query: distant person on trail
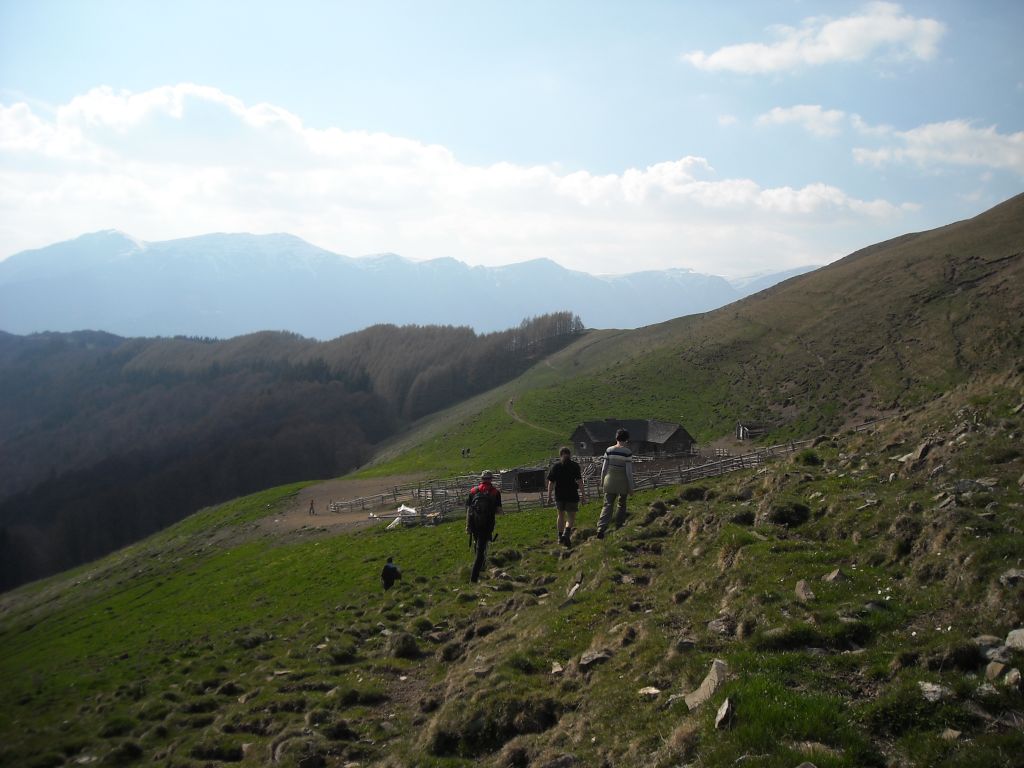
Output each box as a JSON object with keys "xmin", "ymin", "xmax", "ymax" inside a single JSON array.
[
  {"xmin": 547, "ymin": 447, "xmax": 585, "ymax": 547},
  {"xmin": 597, "ymin": 428, "xmax": 634, "ymax": 539},
  {"xmin": 380, "ymin": 557, "xmax": 401, "ymax": 590},
  {"xmin": 466, "ymin": 470, "xmax": 503, "ymax": 583},
  {"xmin": 308, "ymin": 498, "xmax": 316, "ymax": 516}
]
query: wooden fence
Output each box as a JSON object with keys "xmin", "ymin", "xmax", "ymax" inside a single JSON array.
[{"xmin": 330, "ymin": 437, "xmax": 821, "ymax": 528}]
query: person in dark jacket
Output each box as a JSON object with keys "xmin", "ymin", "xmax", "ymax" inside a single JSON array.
[
  {"xmin": 380, "ymin": 556, "xmax": 401, "ymax": 590},
  {"xmin": 547, "ymin": 446, "xmax": 585, "ymax": 547},
  {"xmin": 465, "ymin": 470, "xmax": 502, "ymax": 583}
]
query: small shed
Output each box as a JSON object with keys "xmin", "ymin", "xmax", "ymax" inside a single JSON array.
[
  {"xmin": 570, "ymin": 418, "xmax": 696, "ymax": 457},
  {"xmin": 497, "ymin": 467, "xmax": 547, "ymax": 493}
]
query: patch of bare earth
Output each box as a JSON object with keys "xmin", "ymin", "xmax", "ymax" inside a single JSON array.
[{"xmin": 255, "ymin": 473, "xmax": 432, "ymax": 538}]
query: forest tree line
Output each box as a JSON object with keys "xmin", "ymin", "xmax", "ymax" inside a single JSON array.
[{"xmin": 0, "ymin": 312, "xmax": 583, "ymax": 590}]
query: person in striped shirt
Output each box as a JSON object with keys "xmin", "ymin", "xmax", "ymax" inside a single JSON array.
[{"xmin": 597, "ymin": 428, "xmax": 634, "ymax": 538}]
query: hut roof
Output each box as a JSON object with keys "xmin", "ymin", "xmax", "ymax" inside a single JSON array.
[{"xmin": 576, "ymin": 418, "xmax": 686, "ymax": 445}]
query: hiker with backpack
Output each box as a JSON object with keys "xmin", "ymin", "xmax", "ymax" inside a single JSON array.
[
  {"xmin": 547, "ymin": 446, "xmax": 585, "ymax": 547},
  {"xmin": 597, "ymin": 428, "xmax": 634, "ymax": 539},
  {"xmin": 466, "ymin": 470, "xmax": 502, "ymax": 583}
]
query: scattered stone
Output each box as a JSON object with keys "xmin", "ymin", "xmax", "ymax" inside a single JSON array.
[
  {"xmin": 918, "ymin": 681, "xmax": 952, "ymax": 703},
  {"xmin": 550, "ymin": 662, "xmax": 563, "ymax": 675},
  {"xmin": 1000, "ymin": 570, "xmax": 1024, "ymax": 588},
  {"xmin": 638, "ymin": 686, "xmax": 661, "ymax": 697},
  {"xmin": 707, "ymin": 614, "xmax": 736, "ymax": 636},
  {"xmin": 674, "ymin": 635, "xmax": 697, "ymax": 653},
  {"xmin": 795, "ymin": 580, "xmax": 816, "ymax": 602},
  {"xmin": 1005, "ymin": 668, "xmax": 1021, "ymax": 690},
  {"xmin": 985, "ymin": 645, "xmax": 1011, "ymax": 664},
  {"xmin": 684, "ymin": 659, "xmax": 728, "ymax": 711},
  {"xmin": 238, "ymin": 689, "xmax": 260, "ymax": 705},
  {"xmin": 940, "ymin": 728, "xmax": 962, "ymax": 742},
  {"xmin": 977, "ymin": 683, "xmax": 999, "ymax": 697},
  {"xmin": 973, "ymin": 634, "xmax": 1004, "ymax": 650},
  {"xmin": 714, "ymin": 697, "xmax": 734, "ymax": 729},
  {"xmin": 822, "ymin": 568, "xmax": 848, "ymax": 583},
  {"xmin": 1007, "ymin": 628, "xmax": 1024, "ymax": 650},
  {"xmin": 986, "ymin": 661, "xmax": 1008, "ymax": 681},
  {"xmin": 579, "ymin": 650, "xmax": 612, "ymax": 670}
]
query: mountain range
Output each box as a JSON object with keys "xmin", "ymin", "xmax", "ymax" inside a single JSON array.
[{"xmin": 0, "ymin": 231, "xmax": 814, "ymax": 339}]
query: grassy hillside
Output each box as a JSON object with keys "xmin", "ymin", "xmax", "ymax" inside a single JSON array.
[
  {"xmin": 362, "ymin": 194, "xmax": 1024, "ymax": 477},
  {"xmin": 1, "ymin": 374, "xmax": 1022, "ymax": 767},
  {"xmin": 0, "ymin": 314, "xmax": 583, "ymax": 590}
]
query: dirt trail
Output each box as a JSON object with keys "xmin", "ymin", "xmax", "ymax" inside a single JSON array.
[
  {"xmin": 505, "ymin": 397, "xmax": 561, "ymax": 436},
  {"xmin": 256, "ymin": 472, "xmax": 431, "ymax": 536}
]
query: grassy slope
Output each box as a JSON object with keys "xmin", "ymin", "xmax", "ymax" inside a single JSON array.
[
  {"xmin": 2, "ymin": 196, "xmax": 1023, "ymax": 766},
  {"xmin": 1, "ymin": 377, "xmax": 1022, "ymax": 767},
  {"xmin": 362, "ymin": 194, "xmax": 1024, "ymax": 478}
]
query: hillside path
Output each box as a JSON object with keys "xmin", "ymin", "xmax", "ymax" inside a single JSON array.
[{"xmin": 506, "ymin": 396, "xmax": 561, "ymax": 436}]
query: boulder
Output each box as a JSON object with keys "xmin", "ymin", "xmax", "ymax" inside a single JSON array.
[
  {"xmin": 795, "ymin": 580, "xmax": 816, "ymax": 602},
  {"xmin": 822, "ymin": 568, "xmax": 848, "ymax": 583},
  {"xmin": 999, "ymin": 570, "xmax": 1024, "ymax": 588},
  {"xmin": 707, "ymin": 614, "xmax": 737, "ymax": 636},
  {"xmin": 1007, "ymin": 628, "xmax": 1024, "ymax": 650},
  {"xmin": 986, "ymin": 661, "xmax": 1007, "ymax": 681},
  {"xmin": 918, "ymin": 681, "xmax": 952, "ymax": 703},
  {"xmin": 1005, "ymin": 668, "xmax": 1021, "ymax": 690},
  {"xmin": 684, "ymin": 659, "xmax": 728, "ymax": 711},
  {"xmin": 579, "ymin": 650, "xmax": 612, "ymax": 670},
  {"xmin": 714, "ymin": 697, "xmax": 734, "ymax": 729}
]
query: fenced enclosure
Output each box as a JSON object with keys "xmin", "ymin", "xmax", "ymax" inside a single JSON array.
[{"xmin": 328, "ymin": 438, "xmax": 823, "ymax": 528}]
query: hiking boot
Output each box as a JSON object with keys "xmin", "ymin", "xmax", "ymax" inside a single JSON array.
[
  {"xmin": 597, "ymin": 526, "xmax": 607, "ymax": 540},
  {"xmin": 561, "ymin": 528, "xmax": 573, "ymax": 548},
  {"xmin": 615, "ymin": 512, "xmax": 627, "ymax": 529}
]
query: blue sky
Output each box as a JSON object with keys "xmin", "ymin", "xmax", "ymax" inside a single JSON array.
[{"xmin": 1, "ymin": 0, "xmax": 1021, "ymax": 275}]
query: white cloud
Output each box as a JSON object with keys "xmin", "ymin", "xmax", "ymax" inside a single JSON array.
[
  {"xmin": 0, "ymin": 84, "xmax": 910, "ymax": 276},
  {"xmin": 718, "ymin": 114, "xmax": 738, "ymax": 127},
  {"xmin": 853, "ymin": 120, "xmax": 1024, "ymax": 174},
  {"xmin": 683, "ymin": 2, "xmax": 945, "ymax": 74},
  {"xmin": 757, "ymin": 105, "xmax": 848, "ymax": 137}
]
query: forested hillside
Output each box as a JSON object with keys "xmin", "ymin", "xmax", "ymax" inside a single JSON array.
[{"xmin": 0, "ymin": 312, "xmax": 582, "ymax": 590}]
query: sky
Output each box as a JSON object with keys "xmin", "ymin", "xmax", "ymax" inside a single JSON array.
[{"xmin": 0, "ymin": 0, "xmax": 1022, "ymax": 277}]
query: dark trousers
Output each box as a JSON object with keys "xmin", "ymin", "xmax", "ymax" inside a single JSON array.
[{"xmin": 471, "ymin": 529, "xmax": 492, "ymax": 582}]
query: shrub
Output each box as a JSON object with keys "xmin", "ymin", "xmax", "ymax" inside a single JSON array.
[
  {"xmin": 429, "ymin": 694, "xmax": 561, "ymax": 756},
  {"xmin": 765, "ymin": 501, "xmax": 810, "ymax": 527},
  {"xmin": 98, "ymin": 717, "xmax": 136, "ymax": 739},
  {"xmin": 680, "ymin": 486, "xmax": 709, "ymax": 502},
  {"xmin": 796, "ymin": 449, "xmax": 824, "ymax": 466}
]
